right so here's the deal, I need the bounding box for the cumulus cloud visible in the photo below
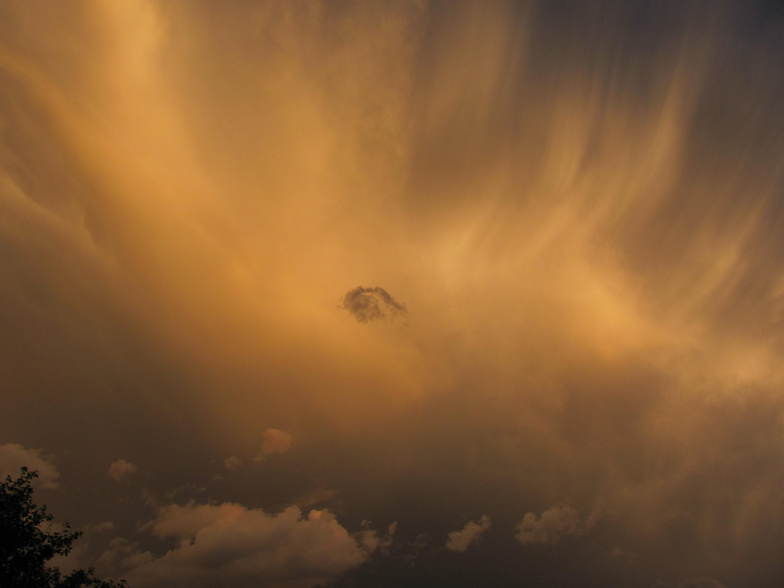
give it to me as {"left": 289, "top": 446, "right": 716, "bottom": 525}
{"left": 108, "top": 459, "right": 138, "bottom": 482}
{"left": 124, "top": 502, "right": 368, "bottom": 588}
{"left": 445, "top": 515, "right": 491, "bottom": 553}
{"left": 341, "top": 286, "right": 406, "bottom": 323}
{"left": 515, "top": 505, "right": 590, "bottom": 546}
{"left": 0, "top": 443, "right": 59, "bottom": 488}
{"left": 255, "top": 428, "right": 294, "bottom": 461}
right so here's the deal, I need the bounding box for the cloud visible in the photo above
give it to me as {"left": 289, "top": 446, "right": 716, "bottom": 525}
{"left": 356, "top": 520, "right": 398, "bottom": 555}
{"left": 0, "top": 443, "right": 59, "bottom": 488}
{"left": 223, "top": 456, "right": 242, "bottom": 471}
{"left": 445, "top": 515, "right": 491, "bottom": 553}
{"left": 515, "top": 505, "right": 589, "bottom": 546}
{"left": 97, "top": 537, "right": 155, "bottom": 574}
{"left": 49, "top": 521, "right": 123, "bottom": 577}
{"left": 341, "top": 286, "right": 406, "bottom": 323}
{"left": 123, "top": 502, "right": 369, "bottom": 588}
{"left": 255, "top": 428, "right": 294, "bottom": 461}
{"left": 108, "top": 459, "right": 138, "bottom": 482}
{"left": 3, "top": 1, "right": 784, "bottom": 585}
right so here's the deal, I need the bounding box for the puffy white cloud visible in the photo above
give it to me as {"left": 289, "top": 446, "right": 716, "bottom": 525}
{"left": 445, "top": 515, "right": 491, "bottom": 553}
{"left": 515, "top": 505, "right": 587, "bottom": 545}
{"left": 108, "top": 459, "right": 138, "bottom": 482}
{"left": 124, "top": 502, "right": 369, "bottom": 588}
{"left": 0, "top": 443, "right": 59, "bottom": 488}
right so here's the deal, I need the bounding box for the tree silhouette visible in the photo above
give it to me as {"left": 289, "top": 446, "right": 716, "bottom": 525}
{"left": 1, "top": 467, "right": 127, "bottom": 587}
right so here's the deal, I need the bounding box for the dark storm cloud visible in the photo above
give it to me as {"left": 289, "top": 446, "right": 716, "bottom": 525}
{"left": 341, "top": 286, "right": 406, "bottom": 323}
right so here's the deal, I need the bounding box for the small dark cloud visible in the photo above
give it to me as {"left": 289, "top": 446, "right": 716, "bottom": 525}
{"left": 341, "top": 287, "right": 406, "bottom": 323}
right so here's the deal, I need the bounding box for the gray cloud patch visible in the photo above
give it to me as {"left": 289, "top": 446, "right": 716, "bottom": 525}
{"left": 341, "top": 287, "right": 406, "bottom": 323}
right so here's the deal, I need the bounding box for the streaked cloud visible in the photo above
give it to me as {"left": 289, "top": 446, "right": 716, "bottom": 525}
{"left": 1, "top": 0, "right": 784, "bottom": 586}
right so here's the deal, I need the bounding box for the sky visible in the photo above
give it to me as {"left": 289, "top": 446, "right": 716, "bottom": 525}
{"left": 2, "top": 1, "right": 784, "bottom": 587}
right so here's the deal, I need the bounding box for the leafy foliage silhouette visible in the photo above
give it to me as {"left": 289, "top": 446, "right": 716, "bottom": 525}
{"left": 1, "top": 467, "right": 127, "bottom": 587}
